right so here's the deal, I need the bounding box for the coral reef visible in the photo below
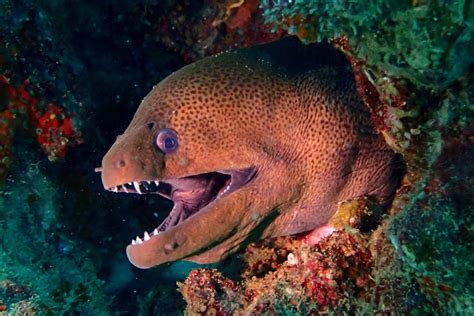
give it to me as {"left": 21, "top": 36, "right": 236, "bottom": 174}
{"left": 0, "top": 0, "right": 472, "bottom": 314}
{"left": 180, "top": 231, "right": 379, "bottom": 314}
{"left": 179, "top": 269, "right": 240, "bottom": 314}
{"left": 260, "top": 1, "right": 473, "bottom": 313}
{"left": 178, "top": 199, "right": 425, "bottom": 314}
{"left": 178, "top": 0, "right": 473, "bottom": 314}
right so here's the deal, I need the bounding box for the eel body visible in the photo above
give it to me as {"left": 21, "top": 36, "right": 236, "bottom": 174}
{"left": 100, "top": 37, "right": 402, "bottom": 269}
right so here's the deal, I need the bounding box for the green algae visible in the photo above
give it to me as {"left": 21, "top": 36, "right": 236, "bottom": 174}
{"left": 263, "top": 0, "right": 473, "bottom": 92}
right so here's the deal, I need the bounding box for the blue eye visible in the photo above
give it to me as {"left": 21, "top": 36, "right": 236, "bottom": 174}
{"left": 155, "top": 129, "right": 179, "bottom": 153}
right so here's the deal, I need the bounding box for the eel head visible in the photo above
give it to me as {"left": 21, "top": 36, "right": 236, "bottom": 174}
{"left": 100, "top": 56, "right": 290, "bottom": 269}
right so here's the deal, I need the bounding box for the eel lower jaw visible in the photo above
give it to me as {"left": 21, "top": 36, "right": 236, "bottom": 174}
{"left": 106, "top": 167, "right": 257, "bottom": 266}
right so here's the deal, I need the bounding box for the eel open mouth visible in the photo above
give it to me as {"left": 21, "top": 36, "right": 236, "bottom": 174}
{"left": 106, "top": 167, "right": 256, "bottom": 247}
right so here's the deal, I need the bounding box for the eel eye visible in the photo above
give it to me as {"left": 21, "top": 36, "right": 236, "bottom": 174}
{"left": 155, "top": 128, "right": 179, "bottom": 153}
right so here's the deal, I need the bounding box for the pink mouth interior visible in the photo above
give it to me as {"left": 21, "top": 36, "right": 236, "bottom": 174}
{"left": 107, "top": 167, "right": 256, "bottom": 245}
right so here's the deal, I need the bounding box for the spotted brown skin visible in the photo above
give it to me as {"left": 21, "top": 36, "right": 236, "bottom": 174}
{"left": 100, "top": 38, "right": 403, "bottom": 269}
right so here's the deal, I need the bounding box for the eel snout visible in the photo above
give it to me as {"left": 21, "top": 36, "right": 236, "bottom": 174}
{"left": 101, "top": 126, "right": 161, "bottom": 191}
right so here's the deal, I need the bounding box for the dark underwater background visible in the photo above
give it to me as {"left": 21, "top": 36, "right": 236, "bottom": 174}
{"left": 0, "top": 1, "right": 472, "bottom": 315}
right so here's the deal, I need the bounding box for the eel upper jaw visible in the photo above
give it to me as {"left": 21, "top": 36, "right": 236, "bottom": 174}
{"left": 106, "top": 166, "right": 257, "bottom": 267}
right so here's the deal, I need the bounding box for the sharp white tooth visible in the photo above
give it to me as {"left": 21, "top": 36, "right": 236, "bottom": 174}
{"left": 221, "top": 184, "right": 231, "bottom": 195}
{"left": 153, "top": 229, "right": 159, "bottom": 235}
{"left": 133, "top": 181, "right": 142, "bottom": 194}
{"left": 144, "top": 231, "right": 150, "bottom": 241}
{"left": 111, "top": 187, "right": 118, "bottom": 192}
{"left": 147, "top": 180, "right": 151, "bottom": 185}
{"left": 136, "top": 236, "right": 142, "bottom": 244}
{"left": 132, "top": 239, "right": 136, "bottom": 245}
{"left": 154, "top": 181, "right": 159, "bottom": 186}
{"left": 122, "top": 185, "right": 129, "bottom": 193}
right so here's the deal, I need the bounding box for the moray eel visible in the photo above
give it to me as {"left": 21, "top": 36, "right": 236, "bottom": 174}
{"left": 100, "top": 37, "right": 402, "bottom": 269}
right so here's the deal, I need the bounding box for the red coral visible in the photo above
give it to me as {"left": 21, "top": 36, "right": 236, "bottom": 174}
{"left": 33, "top": 103, "right": 80, "bottom": 159}
{"left": 242, "top": 232, "right": 374, "bottom": 312}
{"left": 292, "top": 232, "right": 373, "bottom": 310}
{"left": 303, "top": 261, "right": 340, "bottom": 307}
{"left": 0, "top": 75, "right": 80, "bottom": 181}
